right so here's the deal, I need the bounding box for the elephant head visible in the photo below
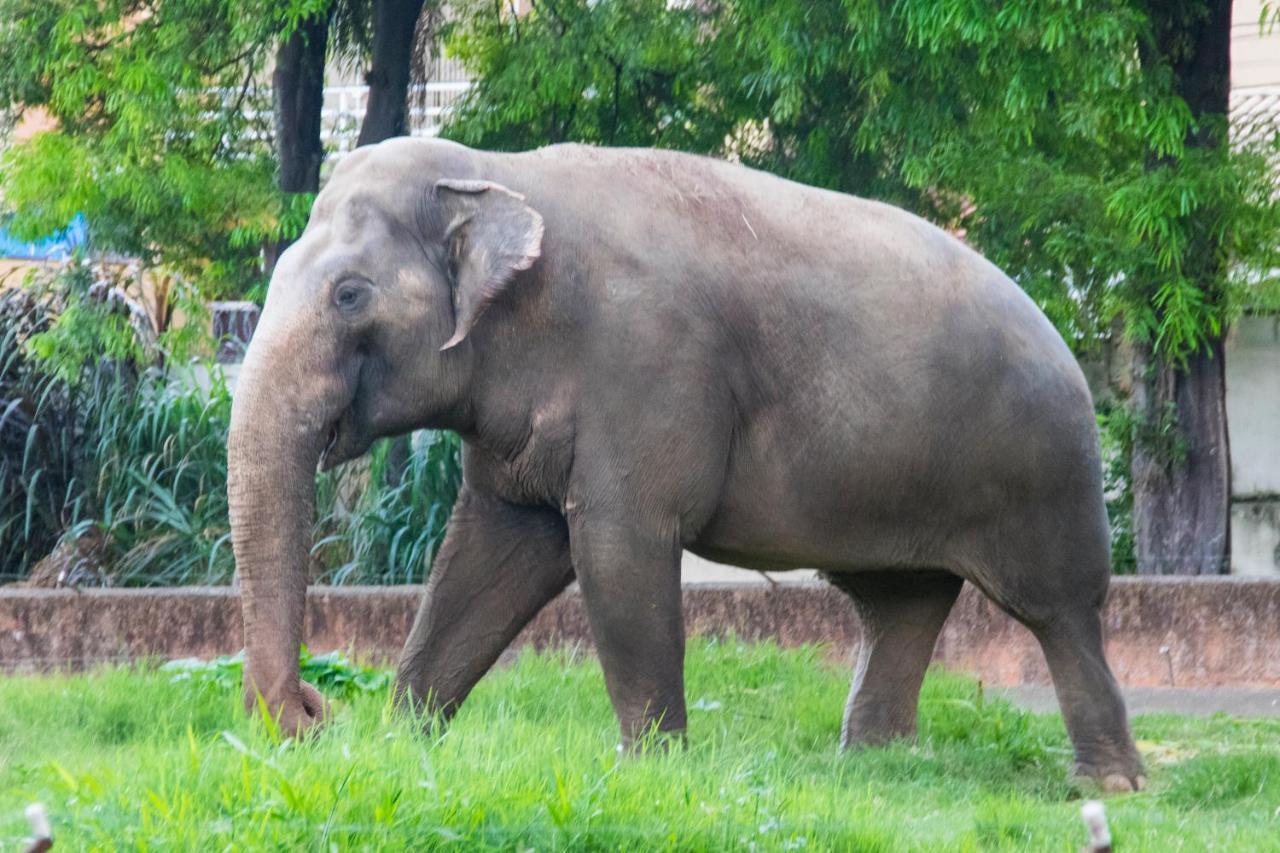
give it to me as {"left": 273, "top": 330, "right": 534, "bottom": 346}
{"left": 227, "top": 140, "right": 543, "bottom": 734}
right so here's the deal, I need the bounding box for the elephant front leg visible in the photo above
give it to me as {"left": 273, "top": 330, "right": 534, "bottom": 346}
{"left": 570, "top": 516, "right": 686, "bottom": 750}
{"left": 394, "top": 490, "right": 574, "bottom": 719}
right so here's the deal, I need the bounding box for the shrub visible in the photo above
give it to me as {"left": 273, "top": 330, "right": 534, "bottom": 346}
{"left": 1096, "top": 401, "right": 1136, "bottom": 575}
{"left": 313, "top": 430, "right": 462, "bottom": 586}
{"left": 0, "top": 262, "right": 460, "bottom": 586}
{"left": 0, "top": 285, "right": 73, "bottom": 580}
{"left": 161, "top": 645, "right": 392, "bottom": 699}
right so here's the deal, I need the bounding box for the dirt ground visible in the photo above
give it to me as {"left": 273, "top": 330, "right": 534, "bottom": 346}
{"left": 1000, "top": 686, "right": 1280, "bottom": 717}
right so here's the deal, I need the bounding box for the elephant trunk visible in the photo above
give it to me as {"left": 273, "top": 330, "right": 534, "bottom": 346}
{"left": 227, "top": 336, "right": 333, "bottom": 733}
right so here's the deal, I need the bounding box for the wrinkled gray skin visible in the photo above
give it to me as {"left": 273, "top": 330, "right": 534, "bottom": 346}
{"left": 228, "top": 138, "right": 1143, "bottom": 790}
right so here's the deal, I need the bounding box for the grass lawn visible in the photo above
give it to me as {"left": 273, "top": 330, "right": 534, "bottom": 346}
{"left": 2, "top": 639, "right": 1279, "bottom": 850}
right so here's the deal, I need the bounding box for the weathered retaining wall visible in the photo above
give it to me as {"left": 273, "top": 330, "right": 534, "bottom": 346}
{"left": 2, "top": 578, "right": 1278, "bottom": 688}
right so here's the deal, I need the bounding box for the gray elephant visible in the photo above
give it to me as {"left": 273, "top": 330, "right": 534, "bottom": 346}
{"left": 228, "top": 138, "right": 1143, "bottom": 790}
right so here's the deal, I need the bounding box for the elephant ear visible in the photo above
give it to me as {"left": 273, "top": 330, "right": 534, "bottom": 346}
{"left": 434, "top": 178, "right": 544, "bottom": 350}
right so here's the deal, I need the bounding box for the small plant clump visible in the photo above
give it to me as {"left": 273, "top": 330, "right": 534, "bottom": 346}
{"left": 161, "top": 646, "right": 392, "bottom": 699}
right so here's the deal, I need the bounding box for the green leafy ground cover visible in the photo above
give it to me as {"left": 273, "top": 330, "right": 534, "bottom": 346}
{"left": 2, "top": 639, "right": 1278, "bottom": 850}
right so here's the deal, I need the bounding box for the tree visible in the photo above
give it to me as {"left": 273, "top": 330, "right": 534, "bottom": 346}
{"left": 1128, "top": 0, "right": 1233, "bottom": 575}
{"left": 444, "top": 0, "right": 732, "bottom": 152}
{"left": 443, "top": 0, "right": 1280, "bottom": 573}
{"left": 0, "top": 0, "right": 297, "bottom": 297}
{"left": 2, "top": 0, "right": 441, "bottom": 282}
{"left": 266, "top": 0, "right": 438, "bottom": 269}
{"left": 266, "top": 2, "right": 335, "bottom": 271}
{"left": 357, "top": 0, "right": 430, "bottom": 146}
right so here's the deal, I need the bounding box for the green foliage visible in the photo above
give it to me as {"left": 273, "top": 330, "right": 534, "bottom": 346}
{"left": 1, "top": 265, "right": 460, "bottom": 584}
{"left": 4, "top": 642, "right": 1280, "bottom": 848}
{"left": 0, "top": 286, "right": 74, "bottom": 577}
{"left": 1097, "top": 403, "right": 1137, "bottom": 574}
{"left": 445, "top": 0, "right": 732, "bottom": 152}
{"left": 0, "top": 0, "right": 332, "bottom": 299}
{"left": 313, "top": 430, "right": 462, "bottom": 586}
{"left": 0, "top": 262, "right": 232, "bottom": 582}
{"left": 443, "top": 0, "right": 1280, "bottom": 362}
{"left": 75, "top": 365, "right": 237, "bottom": 585}
{"left": 18, "top": 259, "right": 209, "bottom": 382}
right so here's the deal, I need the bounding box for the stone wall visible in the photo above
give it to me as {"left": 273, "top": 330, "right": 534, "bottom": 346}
{"left": 4, "top": 578, "right": 1278, "bottom": 688}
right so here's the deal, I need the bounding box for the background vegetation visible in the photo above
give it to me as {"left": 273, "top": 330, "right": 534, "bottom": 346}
{"left": 3, "top": 640, "right": 1280, "bottom": 848}
{"left": 0, "top": 265, "right": 459, "bottom": 584}
{"left": 1, "top": 0, "right": 1278, "bottom": 582}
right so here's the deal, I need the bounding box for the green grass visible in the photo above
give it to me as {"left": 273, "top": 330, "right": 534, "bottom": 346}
{"left": 2, "top": 640, "right": 1279, "bottom": 850}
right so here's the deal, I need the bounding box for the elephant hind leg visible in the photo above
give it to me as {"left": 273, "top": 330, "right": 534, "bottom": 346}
{"left": 827, "top": 569, "right": 963, "bottom": 748}
{"left": 1030, "top": 606, "right": 1144, "bottom": 790}
{"left": 957, "top": 527, "right": 1144, "bottom": 791}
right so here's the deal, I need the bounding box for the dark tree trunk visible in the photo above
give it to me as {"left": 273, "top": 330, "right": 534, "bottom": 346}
{"left": 1131, "top": 339, "right": 1231, "bottom": 574}
{"left": 357, "top": 0, "right": 427, "bottom": 146}
{"left": 1130, "top": 0, "right": 1233, "bottom": 575}
{"left": 265, "top": 9, "right": 332, "bottom": 274}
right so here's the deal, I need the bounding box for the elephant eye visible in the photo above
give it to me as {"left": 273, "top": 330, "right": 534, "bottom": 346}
{"left": 332, "top": 279, "right": 371, "bottom": 314}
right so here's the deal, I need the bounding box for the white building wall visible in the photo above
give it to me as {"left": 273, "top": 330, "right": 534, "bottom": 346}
{"left": 1228, "top": 317, "right": 1280, "bottom": 576}
{"left": 1228, "top": 1, "right": 1280, "bottom": 575}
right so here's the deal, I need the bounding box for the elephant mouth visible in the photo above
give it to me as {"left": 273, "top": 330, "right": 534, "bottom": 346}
{"left": 319, "top": 419, "right": 357, "bottom": 472}
{"left": 319, "top": 423, "right": 341, "bottom": 470}
{"left": 318, "top": 411, "right": 374, "bottom": 472}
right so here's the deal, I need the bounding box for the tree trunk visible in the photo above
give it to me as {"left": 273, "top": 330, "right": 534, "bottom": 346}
{"left": 1130, "top": 339, "right": 1231, "bottom": 574}
{"left": 1130, "top": 0, "right": 1233, "bottom": 575}
{"left": 265, "top": 9, "right": 332, "bottom": 274}
{"left": 357, "top": 0, "right": 427, "bottom": 147}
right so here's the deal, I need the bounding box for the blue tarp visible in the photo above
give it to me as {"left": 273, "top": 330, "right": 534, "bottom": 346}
{"left": 0, "top": 215, "right": 87, "bottom": 260}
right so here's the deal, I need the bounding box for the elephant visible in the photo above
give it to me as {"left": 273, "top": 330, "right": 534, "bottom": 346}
{"left": 227, "top": 137, "right": 1144, "bottom": 791}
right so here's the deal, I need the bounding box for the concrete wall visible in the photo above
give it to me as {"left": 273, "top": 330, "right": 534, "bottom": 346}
{"left": 1232, "top": 0, "right": 1280, "bottom": 90}
{"left": 1227, "top": 316, "right": 1280, "bottom": 576}
{"left": 5, "top": 580, "right": 1280, "bottom": 688}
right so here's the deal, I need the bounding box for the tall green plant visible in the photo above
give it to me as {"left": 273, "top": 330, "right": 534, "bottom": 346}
{"left": 0, "top": 287, "right": 75, "bottom": 580}
{"left": 1, "top": 263, "right": 461, "bottom": 585}
{"left": 314, "top": 431, "right": 462, "bottom": 585}
{"left": 79, "top": 367, "right": 239, "bottom": 585}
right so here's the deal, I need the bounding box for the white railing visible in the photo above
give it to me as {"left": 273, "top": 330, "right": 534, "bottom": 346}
{"left": 211, "top": 50, "right": 474, "bottom": 158}
{"left": 1231, "top": 84, "right": 1280, "bottom": 148}
{"left": 321, "top": 79, "right": 472, "bottom": 156}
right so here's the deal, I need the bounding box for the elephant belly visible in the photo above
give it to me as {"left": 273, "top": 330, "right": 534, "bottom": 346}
{"left": 685, "top": 294, "right": 1097, "bottom": 575}
{"left": 688, "top": 435, "right": 956, "bottom": 573}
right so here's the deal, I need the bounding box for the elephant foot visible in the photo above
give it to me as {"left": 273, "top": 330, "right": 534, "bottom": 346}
{"left": 1102, "top": 773, "right": 1148, "bottom": 793}
{"left": 839, "top": 714, "right": 916, "bottom": 750}
{"left": 618, "top": 726, "right": 687, "bottom": 757}
{"left": 1071, "top": 758, "right": 1147, "bottom": 794}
